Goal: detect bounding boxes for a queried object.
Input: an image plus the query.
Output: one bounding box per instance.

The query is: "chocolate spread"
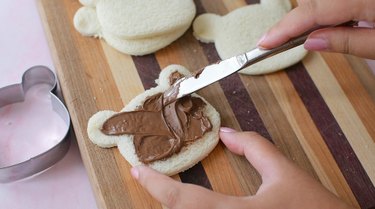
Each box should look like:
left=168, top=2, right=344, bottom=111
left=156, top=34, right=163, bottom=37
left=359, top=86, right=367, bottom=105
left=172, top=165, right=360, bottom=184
left=101, top=72, right=212, bottom=164
left=169, top=71, right=184, bottom=86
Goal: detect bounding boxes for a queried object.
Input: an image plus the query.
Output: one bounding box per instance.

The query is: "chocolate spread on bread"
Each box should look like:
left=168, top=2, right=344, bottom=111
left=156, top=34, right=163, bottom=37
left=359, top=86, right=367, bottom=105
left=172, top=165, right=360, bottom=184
left=169, top=71, right=184, bottom=86
left=101, top=72, right=212, bottom=164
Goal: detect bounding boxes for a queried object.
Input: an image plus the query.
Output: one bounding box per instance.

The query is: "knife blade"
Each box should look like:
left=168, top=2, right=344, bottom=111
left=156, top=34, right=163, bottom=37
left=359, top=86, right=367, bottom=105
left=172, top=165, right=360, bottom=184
left=163, top=21, right=358, bottom=105
left=163, top=37, right=305, bottom=105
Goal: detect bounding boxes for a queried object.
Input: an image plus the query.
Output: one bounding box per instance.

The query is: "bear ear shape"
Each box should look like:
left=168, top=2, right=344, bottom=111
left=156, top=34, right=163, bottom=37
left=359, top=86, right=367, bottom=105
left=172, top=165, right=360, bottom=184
left=87, top=110, right=121, bottom=148
left=260, top=0, right=291, bottom=11
left=79, top=0, right=98, bottom=7
left=158, top=65, right=192, bottom=90
left=193, top=13, right=221, bottom=43
left=73, top=7, right=102, bottom=37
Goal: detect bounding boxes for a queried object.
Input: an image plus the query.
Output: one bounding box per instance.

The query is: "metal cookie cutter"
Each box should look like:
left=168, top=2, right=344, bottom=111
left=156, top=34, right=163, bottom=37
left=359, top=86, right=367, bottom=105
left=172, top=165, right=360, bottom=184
left=0, top=66, right=71, bottom=183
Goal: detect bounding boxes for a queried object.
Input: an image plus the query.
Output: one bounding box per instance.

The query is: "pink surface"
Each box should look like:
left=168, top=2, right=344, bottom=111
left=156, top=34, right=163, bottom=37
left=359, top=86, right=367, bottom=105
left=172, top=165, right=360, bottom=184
left=0, top=84, right=67, bottom=167
left=0, top=0, right=97, bottom=209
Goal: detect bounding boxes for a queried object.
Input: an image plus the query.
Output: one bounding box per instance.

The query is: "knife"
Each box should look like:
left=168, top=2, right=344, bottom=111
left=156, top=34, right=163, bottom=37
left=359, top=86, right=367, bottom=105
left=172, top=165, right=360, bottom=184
left=163, top=21, right=357, bottom=105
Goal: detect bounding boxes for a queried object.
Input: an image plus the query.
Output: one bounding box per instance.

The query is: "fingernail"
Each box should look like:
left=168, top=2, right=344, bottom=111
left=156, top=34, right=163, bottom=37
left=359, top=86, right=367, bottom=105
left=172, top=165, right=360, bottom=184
left=257, top=33, right=271, bottom=49
left=304, top=38, right=328, bottom=51
left=220, top=127, right=237, bottom=133
left=131, top=167, right=140, bottom=180
left=257, top=33, right=268, bottom=46
left=257, top=32, right=268, bottom=46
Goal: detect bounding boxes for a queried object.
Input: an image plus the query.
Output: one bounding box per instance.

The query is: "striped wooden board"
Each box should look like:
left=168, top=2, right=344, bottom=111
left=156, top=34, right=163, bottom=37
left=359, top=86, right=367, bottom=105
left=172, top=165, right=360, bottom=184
left=38, top=0, right=375, bottom=208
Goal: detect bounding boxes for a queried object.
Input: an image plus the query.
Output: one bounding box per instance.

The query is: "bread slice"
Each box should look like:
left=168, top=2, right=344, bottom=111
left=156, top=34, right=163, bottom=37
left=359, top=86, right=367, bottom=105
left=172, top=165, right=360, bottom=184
left=87, top=65, right=220, bottom=176
left=101, top=28, right=187, bottom=56
left=95, top=0, right=196, bottom=39
left=73, top=0, right=196, bottom=55
left=193, top=0, right=307, bottom=75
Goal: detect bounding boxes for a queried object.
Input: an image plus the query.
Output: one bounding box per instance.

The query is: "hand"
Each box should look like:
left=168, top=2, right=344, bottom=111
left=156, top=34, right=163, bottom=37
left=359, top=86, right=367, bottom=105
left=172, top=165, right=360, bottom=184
left=257, top=0, right=375, bottom=59
left=130, top=128, right=355, bottom=209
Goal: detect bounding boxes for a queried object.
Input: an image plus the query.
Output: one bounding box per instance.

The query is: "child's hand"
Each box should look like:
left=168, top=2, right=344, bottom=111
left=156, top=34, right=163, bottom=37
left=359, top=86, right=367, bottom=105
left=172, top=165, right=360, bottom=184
left=131, top=128, right=355, bottom=209
left=258, top=0, right=375, bottom=59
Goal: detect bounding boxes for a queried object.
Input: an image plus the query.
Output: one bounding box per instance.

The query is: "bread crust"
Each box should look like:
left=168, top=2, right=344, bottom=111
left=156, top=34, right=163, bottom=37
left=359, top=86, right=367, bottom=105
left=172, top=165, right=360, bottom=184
left=101, top=28, right=187, bottom=56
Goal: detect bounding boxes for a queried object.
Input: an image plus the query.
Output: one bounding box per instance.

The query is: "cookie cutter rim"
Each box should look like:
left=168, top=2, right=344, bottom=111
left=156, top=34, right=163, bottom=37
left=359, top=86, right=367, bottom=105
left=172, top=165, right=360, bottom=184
left=0, top=65, right=71, bottom=183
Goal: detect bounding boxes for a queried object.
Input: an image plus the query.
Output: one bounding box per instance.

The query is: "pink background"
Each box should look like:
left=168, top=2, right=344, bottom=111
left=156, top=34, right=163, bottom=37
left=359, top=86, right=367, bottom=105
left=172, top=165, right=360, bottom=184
left=0, top=0, right=97, bottom=209
left=0, top=1, right=374, bottom=209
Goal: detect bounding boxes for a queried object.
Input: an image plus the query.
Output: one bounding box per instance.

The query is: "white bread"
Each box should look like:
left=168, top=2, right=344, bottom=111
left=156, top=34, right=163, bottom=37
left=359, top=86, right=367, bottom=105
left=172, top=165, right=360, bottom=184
left=87, top=65, right=221, bottom=176
left=95, top=0, right=196, bottom=39
left=193, top=0, right=307, bottom=75
left=74, top=7, right=102, bottom=37
left=73, top=0, right=196, bottom=55
left=101, top=28, right=187, bottom=56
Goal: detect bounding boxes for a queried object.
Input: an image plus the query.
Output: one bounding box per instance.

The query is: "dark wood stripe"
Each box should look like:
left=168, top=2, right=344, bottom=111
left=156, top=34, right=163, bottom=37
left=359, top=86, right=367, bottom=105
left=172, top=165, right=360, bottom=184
left=179, top=163, right=213, bottom=189
left=195, top=0, right=206, bottom=15
left=244, top=0, right=260, bottom=4
left=198, top=0, right=268, bottom=133
left=195, top=0, right=271, bottom=138
left=131, top=54, right=213, bottom=189
left=218, top=71, right=271, bottom=138
left=286, top=63, right=375, bottom=208
left=132, top=55, right=160, bottom=89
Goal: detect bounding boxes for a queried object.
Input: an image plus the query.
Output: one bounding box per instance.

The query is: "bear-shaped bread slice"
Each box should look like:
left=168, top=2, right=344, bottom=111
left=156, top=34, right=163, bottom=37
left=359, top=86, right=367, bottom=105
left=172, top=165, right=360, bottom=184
left=87, top=65, right=220, bottom=176
left=75, top=0, right=196, bottom=39
left=193, top=0, right=307, bottom=75
left=101, top=28, right=187, bottom=56
left=73, top=0, right=196, bottom=55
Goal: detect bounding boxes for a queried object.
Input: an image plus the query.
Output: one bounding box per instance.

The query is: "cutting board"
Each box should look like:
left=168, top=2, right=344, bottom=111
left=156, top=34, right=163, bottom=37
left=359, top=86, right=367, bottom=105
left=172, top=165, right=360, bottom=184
left=38, top=0, right=375, bottom=208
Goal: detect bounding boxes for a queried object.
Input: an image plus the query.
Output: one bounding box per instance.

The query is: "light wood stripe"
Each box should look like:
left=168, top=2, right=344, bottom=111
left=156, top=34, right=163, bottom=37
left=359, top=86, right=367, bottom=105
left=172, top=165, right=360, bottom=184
left=266, top=69, right=359, bottom=207
left=304, top=52, right=375, bottom=185
left=222, top=0, right=247, bottom=11
left=200, top=0, right=228, bottom=15
left=345, top=55, right=375, bottom=101
left=112, top=149, right=161, bottom=209
left=58, top=1, right=134, bottom=208
left=202, top=144, right=247, bottom=195
left=100, top=41, right=145, bottom=106
left=100, top=42, right=163, bottom=208
left=240, top=74, right=318, bottom=176
left=321, top=53, right=375, bottom=143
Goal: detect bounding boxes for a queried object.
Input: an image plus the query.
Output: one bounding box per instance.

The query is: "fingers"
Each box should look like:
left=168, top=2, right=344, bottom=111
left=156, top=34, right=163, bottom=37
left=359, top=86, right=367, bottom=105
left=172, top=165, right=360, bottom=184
left=219, top=128, right=291, bottom=181
left=131, top=165, right=238, bottom=209
left=257, top=6, right=318, bottom=48
left=258, top=0, right=368, bottom=49
left=305, top=27, right=375, bottom=59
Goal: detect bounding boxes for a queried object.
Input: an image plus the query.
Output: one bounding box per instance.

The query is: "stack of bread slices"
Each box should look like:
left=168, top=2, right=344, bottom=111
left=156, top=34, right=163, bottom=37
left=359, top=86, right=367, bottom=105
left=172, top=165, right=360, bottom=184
left=74, top=0, right=196, bottom=55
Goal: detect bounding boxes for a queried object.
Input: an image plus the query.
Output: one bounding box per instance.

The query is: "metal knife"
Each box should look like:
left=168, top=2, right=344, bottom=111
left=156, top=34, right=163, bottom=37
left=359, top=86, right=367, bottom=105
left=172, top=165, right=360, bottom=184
left=163, top=21, right=357, bottom=105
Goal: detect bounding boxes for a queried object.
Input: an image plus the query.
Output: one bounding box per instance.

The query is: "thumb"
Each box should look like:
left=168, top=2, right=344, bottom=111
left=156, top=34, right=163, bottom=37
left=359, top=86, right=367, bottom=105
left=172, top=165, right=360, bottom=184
left=304, top=27, right=375, bottom=59
left=131, top=165, right=234, bottom=208
left=219, top=128, right=292, bottom=181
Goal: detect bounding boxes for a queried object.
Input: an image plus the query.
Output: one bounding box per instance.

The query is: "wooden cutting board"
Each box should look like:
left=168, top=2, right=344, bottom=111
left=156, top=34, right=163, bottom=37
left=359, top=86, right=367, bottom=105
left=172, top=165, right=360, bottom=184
left=38, top=0, right=375, bottom=208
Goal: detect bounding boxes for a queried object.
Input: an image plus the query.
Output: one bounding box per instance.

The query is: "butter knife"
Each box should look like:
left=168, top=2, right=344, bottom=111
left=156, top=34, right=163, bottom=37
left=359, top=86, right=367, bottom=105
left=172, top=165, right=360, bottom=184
left=163, top=21, right=357, bottom=105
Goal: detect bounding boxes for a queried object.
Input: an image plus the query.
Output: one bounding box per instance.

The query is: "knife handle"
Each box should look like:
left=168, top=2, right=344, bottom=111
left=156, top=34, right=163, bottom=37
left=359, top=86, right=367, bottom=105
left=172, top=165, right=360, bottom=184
left=241, top=21, right=358, bottom=69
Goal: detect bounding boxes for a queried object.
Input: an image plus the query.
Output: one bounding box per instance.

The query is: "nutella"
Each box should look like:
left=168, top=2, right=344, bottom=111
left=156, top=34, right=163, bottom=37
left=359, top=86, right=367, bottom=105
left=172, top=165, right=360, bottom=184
left=169, top=71, right=184, bottom=86
left=101, top=73, right=212, bottom=164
